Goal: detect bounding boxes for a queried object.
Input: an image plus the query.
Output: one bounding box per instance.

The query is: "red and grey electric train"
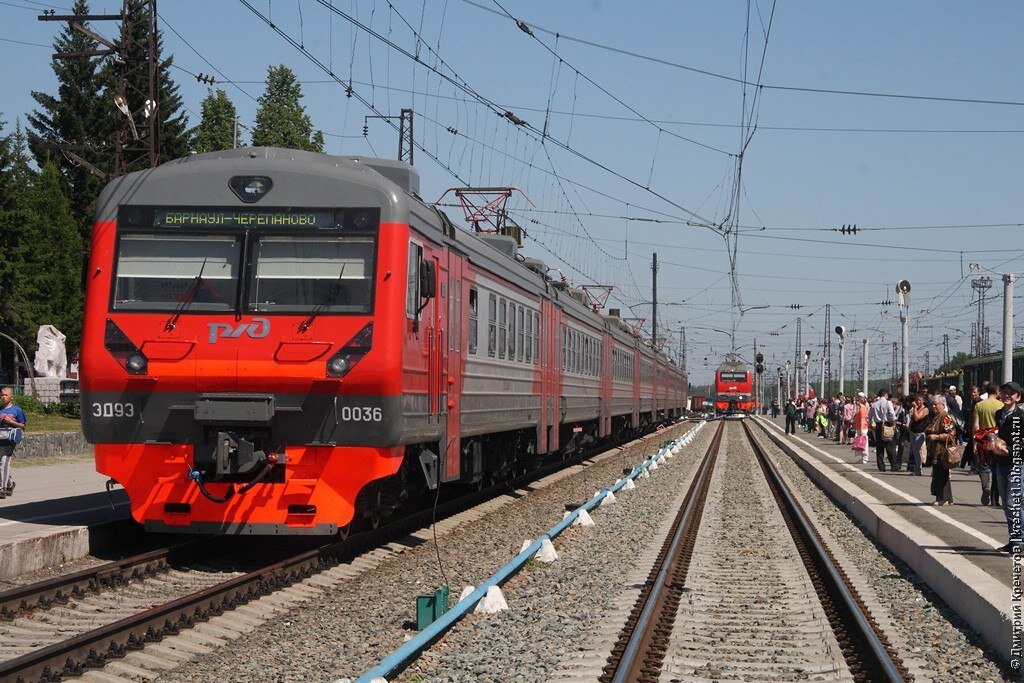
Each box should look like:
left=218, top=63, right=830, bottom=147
left=713, top=360, right=753, bottom=414
left=80, top=148, right=687, bottom=535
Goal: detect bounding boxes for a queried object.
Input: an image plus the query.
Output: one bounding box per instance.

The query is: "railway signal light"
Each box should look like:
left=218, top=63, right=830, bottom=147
left=755, top=363, right=764, bottom=374
left=755, top=353, right=763, bottom=364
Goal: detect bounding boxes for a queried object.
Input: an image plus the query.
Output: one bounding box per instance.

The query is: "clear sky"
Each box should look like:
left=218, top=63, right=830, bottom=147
left=2, top=1, right=1022, bottom=386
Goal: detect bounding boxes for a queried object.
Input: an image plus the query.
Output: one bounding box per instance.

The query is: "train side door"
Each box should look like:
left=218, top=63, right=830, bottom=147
left=442, top=253, right=464, bottom=482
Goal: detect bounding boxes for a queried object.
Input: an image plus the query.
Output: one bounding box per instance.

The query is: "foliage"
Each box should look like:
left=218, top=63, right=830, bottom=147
left=26, top=0, right=108, bottom=242
left=192, top=89, right=238, bottom=153
left=0, top=119, right=84, bottom=358
left=13, top=392, right=81, bottom=421
left=936, top=351, right=971, bottom=375
left=95, top=0, right=192, bottom=172
left=251, top=65, right=324, bottom=152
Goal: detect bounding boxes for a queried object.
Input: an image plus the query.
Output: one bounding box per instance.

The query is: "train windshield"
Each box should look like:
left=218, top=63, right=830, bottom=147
left=248, top=236, right=375, bottom=313
left=719, top=371, right=748, bottom=382
left=112, top=234, right=240, bottom=311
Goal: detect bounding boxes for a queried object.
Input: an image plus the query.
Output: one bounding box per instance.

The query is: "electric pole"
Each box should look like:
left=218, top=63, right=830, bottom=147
left=824, top=304, right=832, bottom=394
left=972, top=276, right=993, bottom=355
left=836, top=326, right=846, bottom=396
left=1003, top=273, right=1015, bottom=382
left=794, top=318, right=802, bottom=395
left=898, top=280, right=911, bottom=397
left=862, top=338, right=869, bottom=399
left=39, top=1, right=162, bottom=178
left=651, top=253, right=658, bottom=350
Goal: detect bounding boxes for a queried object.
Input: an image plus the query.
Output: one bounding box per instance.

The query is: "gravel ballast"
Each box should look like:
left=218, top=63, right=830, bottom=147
left=165, top=422, right=710, bottom=682
left=750, top=421, right=1012, bottom=683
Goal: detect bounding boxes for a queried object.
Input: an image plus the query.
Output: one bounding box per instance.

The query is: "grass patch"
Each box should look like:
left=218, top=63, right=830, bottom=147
left=22, top=411, right=81, bottom=433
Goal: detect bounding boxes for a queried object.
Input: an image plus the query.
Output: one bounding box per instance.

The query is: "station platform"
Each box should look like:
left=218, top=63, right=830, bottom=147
left=753, top=414, right=1015, bottom=662
left=0, top=457, right=130, bottom=582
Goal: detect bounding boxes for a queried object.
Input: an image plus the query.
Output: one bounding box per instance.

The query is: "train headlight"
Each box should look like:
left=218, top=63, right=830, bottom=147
left=104, top=319, right=148, bottom=376
left=327, top=356, right=350, bottom=377
left=125, top=352, right=148, bottom=374
left=325, top=322, right=374, bottom=379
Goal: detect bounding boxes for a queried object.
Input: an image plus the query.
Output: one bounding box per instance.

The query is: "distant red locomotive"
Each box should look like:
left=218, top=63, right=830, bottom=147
left=714, top=360, right=753, bottom=414
left=80, top=148, right=687, bottom=535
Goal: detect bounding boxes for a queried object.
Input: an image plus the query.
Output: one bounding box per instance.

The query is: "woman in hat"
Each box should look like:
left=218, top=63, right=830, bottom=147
left=926, top=394, right=957, bottom=505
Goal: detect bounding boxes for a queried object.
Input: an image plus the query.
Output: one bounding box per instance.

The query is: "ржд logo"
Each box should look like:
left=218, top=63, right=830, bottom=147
left=208, top=318, right=270, bottom=344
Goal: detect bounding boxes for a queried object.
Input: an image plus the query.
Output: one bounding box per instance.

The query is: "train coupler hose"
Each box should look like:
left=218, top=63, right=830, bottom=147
left=105, top=478, right=121, bottom=511
left=188, top=452, right=281, bottom=504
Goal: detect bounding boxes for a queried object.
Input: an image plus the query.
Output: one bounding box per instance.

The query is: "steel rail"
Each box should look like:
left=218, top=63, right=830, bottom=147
left=1, top=422, right=686, bottom=683
left=0, top=543, right=202, bottom=622
left=602, top=420, right=724, bottom=682
left=742, top=419, right=908, bottom=682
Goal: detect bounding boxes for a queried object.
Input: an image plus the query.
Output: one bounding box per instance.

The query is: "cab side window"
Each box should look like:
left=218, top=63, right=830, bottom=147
left=468, top=287, right=478, bottom=355
left=406, top=242, right=422, bottom=318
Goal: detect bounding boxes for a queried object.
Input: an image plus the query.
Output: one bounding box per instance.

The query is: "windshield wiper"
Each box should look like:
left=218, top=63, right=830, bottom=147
left=299, top=263, right=348, bottom=332
left=165, top=257, right=208, bottom=331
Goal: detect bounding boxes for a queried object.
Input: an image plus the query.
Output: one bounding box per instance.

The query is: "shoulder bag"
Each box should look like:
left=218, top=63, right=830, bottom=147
left=0, top=427, right=23, bottom=444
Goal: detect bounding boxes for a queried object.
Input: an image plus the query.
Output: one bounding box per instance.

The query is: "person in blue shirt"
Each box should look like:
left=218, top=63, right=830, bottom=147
left=0, top=386, right=27, bottom=499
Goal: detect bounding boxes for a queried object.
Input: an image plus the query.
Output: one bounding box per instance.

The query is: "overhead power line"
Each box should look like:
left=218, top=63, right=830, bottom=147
left=459, top=0, right=1024, bottom=108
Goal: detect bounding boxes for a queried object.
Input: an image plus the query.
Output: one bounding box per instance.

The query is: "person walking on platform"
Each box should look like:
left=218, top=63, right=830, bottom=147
left=771, top=398, right=780, bottom=419
left=962, top=385, right=980, bottom=471
left=907, top=393, right=929, bottom=476
left=784, top=400, right=798, bottom=435
left=974, top=382, right=1003, bottom=507
left=893, top=396, right=908, bottom=472
left=926, top=395, right=957, bottom=505
left=853, top=393, right=870, bottom=464
left=839, top=396, right=855, bottom=445
left=0, top=387, right=27, bottom=499
left=991, top=381, right=1024, bottom=552
left=869, top=390, right=898, bottom=472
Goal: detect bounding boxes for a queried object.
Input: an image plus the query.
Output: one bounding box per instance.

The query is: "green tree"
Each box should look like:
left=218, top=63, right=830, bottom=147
left=192, top=89, right=238, bottom=153
left=0, top=120, right=35, bottom=212
left=251, top=65, right=323, bottom=152
left=98, top=0, right=192, bottom=172
left=26, top=0, right=107, bottom=240
left=937, top=351, right=971, bottom=375
left=0, top=119, right=39, bottom=364
left=5, top=163, right=85, bottom=353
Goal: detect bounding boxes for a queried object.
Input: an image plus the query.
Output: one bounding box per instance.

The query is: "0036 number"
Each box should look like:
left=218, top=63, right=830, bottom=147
left=91, top=402, right=135, bottom=418
left=338, top=406, right=383, bottom=422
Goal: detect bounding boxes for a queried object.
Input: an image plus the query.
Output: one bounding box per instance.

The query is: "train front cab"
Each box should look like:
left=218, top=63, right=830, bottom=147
left=81, top=152, right=439, bottom=535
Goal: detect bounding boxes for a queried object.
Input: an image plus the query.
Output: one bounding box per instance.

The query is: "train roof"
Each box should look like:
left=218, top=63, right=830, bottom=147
left=716, top=360, right=749, bottom=373
left=95, top=148, right=682, bottom=375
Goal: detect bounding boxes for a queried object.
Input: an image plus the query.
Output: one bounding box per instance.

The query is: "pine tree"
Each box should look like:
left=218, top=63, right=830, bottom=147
left=192, top=89, right=238, bottom=153
left=98, top=0, right=192, bottom=173
left=0, top=120, right=35, bottom=212
left=0, top=119, right=38, bottom=357
left=251, top=65, right=324, bottom=152
left=26, top=0, right=107, bottom=239
left=3, top=163, right=84, bottom=354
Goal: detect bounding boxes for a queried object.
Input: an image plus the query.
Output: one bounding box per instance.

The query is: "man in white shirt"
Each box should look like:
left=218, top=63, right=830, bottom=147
left=948, top=386, right=963, bottom=410
left=868, top=390, right=897, bottom=472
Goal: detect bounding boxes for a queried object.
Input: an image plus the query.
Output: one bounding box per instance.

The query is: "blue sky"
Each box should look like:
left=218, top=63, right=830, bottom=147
left=2, top=1, right=1022, bottom=386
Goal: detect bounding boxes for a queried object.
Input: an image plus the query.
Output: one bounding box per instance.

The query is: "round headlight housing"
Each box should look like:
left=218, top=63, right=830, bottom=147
left=125, top=352, right=147, bottom=374
left=327, top=356, right=350, bottom=377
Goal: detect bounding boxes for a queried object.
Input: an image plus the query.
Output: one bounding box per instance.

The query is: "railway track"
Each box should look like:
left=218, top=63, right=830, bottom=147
left=601, top=419, right=910, bottom=682
left=0, top=425, right=679, bottom=683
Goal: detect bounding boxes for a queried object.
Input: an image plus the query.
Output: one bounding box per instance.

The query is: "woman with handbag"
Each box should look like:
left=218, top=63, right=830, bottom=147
left=926, top=394, right=958, bottom=505
left=852, top=393, right=870, bottom=464
left=0, top=387, right=27, bottom=500
left=907, top=393, right=930, bottom=476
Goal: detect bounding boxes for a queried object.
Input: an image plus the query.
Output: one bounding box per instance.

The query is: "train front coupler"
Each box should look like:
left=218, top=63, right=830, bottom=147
left=188, top=430, right=285, bottom=504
